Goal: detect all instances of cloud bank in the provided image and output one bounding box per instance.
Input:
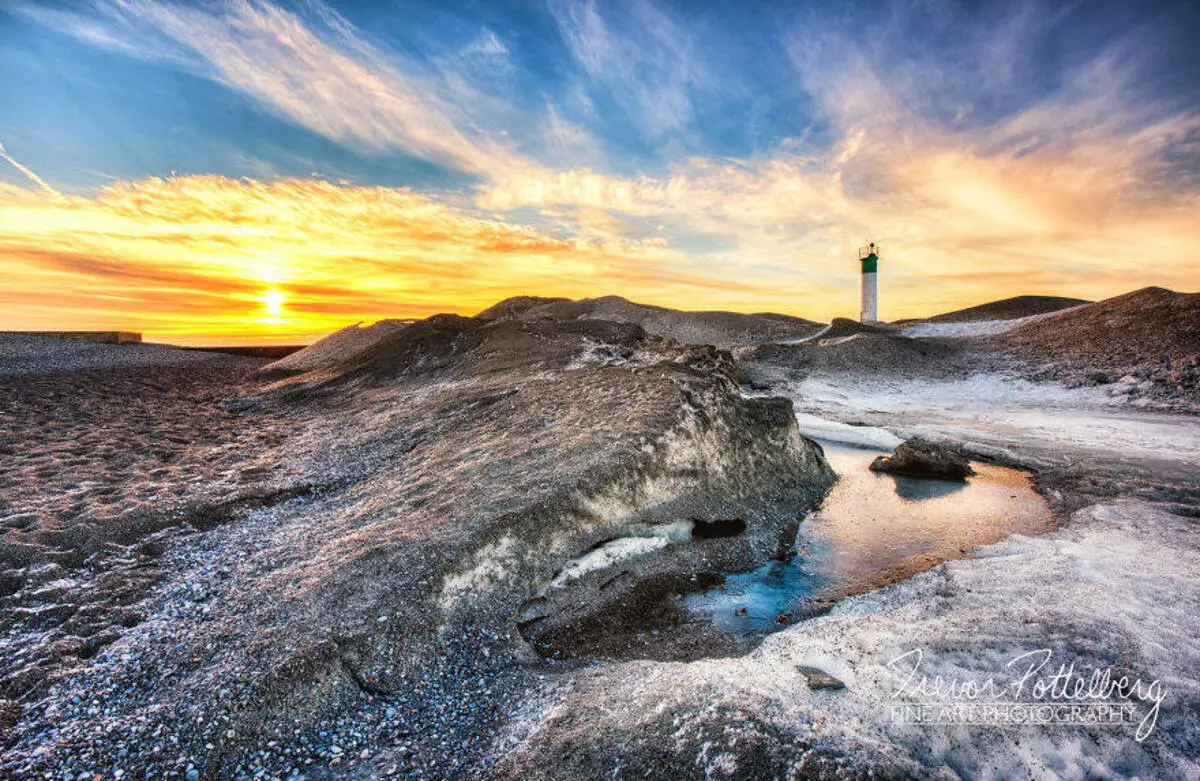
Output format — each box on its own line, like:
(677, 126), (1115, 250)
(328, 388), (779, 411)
(4, 0), (1198, 340)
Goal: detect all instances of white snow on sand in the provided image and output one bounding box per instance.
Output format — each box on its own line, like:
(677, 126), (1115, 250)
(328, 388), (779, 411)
(903, 318), (1031, 338)
(547, 500), (1200, 778)
(545, 536), (670, 590)
(796, 373), (1109, 414)
(793, 413), (902, 450)
(902, 308), (1073, 338)
(790, 373), (1200, 465)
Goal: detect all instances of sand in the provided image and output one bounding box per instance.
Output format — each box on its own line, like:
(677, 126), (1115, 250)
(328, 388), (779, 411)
(256, 319), (413, 377)
(995, 286), (1200, 408)
(911, 294), (1089, 324)
(0, 339), (288, 702)
(1, 289), (1196, 779)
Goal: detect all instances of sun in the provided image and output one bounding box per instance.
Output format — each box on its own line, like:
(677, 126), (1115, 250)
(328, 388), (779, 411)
(263, 289), (285, 317)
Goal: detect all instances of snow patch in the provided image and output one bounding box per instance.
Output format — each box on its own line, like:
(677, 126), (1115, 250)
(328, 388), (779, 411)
(792, 413), (902, 450)
(439, 534), (523, 609)
(902, 309), (1068, 338)
(545, 536), (670, 590)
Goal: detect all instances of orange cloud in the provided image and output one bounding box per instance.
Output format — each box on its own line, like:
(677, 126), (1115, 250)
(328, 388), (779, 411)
(476, 101), (1200, 320)
(0, 176), (822, 345)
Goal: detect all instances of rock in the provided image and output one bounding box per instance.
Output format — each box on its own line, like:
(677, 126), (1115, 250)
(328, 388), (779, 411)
(796, 666), (845, 691)
(0, 700), (18, 746)
(869, 439), (975, 481)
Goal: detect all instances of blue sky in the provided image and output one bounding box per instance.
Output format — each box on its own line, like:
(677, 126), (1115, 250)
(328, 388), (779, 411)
(1, 0), (1198, 341)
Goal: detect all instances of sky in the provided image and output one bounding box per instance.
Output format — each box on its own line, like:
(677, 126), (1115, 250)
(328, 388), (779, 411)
(1, 0), (1198, 345)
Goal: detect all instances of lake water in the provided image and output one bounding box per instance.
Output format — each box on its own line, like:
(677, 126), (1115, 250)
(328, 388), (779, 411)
(684, 440), (1054, 636)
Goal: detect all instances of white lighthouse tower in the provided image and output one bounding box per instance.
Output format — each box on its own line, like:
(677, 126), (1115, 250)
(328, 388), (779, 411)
(858, 242), (879, 323)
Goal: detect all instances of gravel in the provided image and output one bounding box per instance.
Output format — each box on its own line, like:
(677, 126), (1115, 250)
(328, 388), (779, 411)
(0, 334), (261, 377)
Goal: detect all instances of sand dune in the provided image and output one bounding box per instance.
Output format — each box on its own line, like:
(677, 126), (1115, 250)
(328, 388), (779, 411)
(910, 294), (1089, 324)
(996, 286), (1199, 405)
(256, 319), (413, 377)
(480, 294), (825, 348)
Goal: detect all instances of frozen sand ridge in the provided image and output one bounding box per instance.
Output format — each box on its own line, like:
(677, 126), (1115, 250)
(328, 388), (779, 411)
(257, 319), (413, 376)
(2, 314), (834, 778)
(480, 294), (825, 349)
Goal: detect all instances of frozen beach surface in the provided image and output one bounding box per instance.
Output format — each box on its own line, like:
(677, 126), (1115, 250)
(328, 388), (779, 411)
(499, 499), (1200, 779)
(0, 333), (258, 376)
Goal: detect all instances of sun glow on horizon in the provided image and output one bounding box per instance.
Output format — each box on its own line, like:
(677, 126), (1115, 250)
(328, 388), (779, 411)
(0, 171), (1196, 346)
(263, 289), (285, 321)
(1, 0), (1198, 344)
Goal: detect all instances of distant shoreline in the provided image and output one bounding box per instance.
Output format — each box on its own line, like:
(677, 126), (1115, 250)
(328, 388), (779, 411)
(179, 344), (306, 359)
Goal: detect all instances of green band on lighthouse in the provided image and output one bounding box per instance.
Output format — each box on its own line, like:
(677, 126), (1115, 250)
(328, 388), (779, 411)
(861, 254), (878, 274)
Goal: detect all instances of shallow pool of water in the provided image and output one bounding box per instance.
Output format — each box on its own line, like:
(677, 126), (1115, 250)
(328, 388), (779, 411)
(685, 440), (1053, 636)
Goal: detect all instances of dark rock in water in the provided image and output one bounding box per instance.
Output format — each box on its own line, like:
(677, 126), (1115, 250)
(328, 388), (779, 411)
(4, 311), (835, 778)
(870, 439), (975, 481)
(796, 666), (845, 691)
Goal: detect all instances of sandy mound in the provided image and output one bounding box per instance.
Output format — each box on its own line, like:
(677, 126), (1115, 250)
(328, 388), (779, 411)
(813, 317), (893, 340)
(916, 295), (1090, 324)
(740, 330), (965, 387)
(3, 314), (834, 778)
(255, 319), (412, 377)
(474, 295), (569, 320)
(997, 287), (1199, 406)
(483, 294), (824, 349)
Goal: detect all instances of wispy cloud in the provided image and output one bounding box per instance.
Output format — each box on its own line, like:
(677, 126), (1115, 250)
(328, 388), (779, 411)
(6, 0), (1197, 332)
(481, 2), (1200, 313)
(549, 0), (703, 139)
(463, 28), (509, 60)
(19, 0), (533, 178)
(0, 140), (63, 199)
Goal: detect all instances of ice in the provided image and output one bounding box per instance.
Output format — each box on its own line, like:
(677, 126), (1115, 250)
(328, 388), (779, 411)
(546, 536), (671, 589)
(902, 310), (1064, 339)
(543, 500), (1200, 778)
(793, 413), (902, 449)
(791, 374), (1200, 465)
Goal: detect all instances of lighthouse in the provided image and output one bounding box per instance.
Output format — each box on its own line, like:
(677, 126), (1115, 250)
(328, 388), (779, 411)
(858, 242), (879, 323)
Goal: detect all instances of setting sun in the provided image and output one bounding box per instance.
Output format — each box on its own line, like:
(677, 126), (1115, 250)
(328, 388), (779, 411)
(0, 0), (1196, 345)
(264, 289), (285, 318)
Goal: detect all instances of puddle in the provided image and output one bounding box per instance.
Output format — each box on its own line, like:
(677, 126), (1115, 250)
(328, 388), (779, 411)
(685, 440), (1053, 637)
